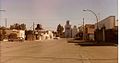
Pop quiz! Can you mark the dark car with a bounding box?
[8,37,24,42]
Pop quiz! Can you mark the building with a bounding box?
[78,24,95,41]
[84,24,95,41]
[94,16,118,43]
[0,29,25,41]
[95,16,115,29]
[5,29,25,39]
[65,20,72,38]
[72,25,78,38]
[35,30,54,40]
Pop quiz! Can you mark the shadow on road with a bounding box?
[67,40,117,46]
[74,42,117,46]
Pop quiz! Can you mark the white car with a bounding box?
[53,37,60,40]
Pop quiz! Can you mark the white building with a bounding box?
[72,25,78,38]
[35,30,54,40]
[5,29,25,39]
[65,20,72,38]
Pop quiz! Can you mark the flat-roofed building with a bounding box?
[84,24,95,41]
[78,24,95,41]
[35,30,54,40]
[5,29,25,39]
[95,16,115,30]
[94,16,118,43]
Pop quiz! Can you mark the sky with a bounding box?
[0,0,118,31]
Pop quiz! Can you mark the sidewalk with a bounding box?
[67,38,117,46]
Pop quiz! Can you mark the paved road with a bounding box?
[0,39,118,63]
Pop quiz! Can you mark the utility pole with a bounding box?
[33,22,35,40]
[33,22,35,32]
[5,18,7,28]
[103,25,105,42]
[83,18,85,40]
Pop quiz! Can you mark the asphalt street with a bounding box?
[0,39,118,63]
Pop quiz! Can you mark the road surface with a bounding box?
[0,39,118,63]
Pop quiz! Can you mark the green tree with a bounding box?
[10,25,15,30]
[0,26,6,30]
[57,24,64,37]
[0,31,3,41]
[20,23,26,30]
[8,33,17,39]
[10,23,26,30]
[35,24,43,30]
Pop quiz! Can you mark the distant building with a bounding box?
[35,30,54,40]
[78,24,95,41]
[72,25,78,38]
[78,25,83,32]
[84,24,95,40]
[0,29,25,41]
[5,29,25,39]
[65,20,72,38]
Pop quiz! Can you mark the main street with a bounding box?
[0,39,118,63]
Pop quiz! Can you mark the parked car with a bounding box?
[8,37,24,42]
[53,37,60,40]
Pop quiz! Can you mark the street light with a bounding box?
[83,9,99,29]
[0,10,6,12]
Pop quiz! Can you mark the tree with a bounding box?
[0,26,7,40]
[0,31,3,41]
[14,23,20,30]
[20,23,26,30]
[35,24,43,30]
[10,23,19,30]
[10,25,15,30]
[0,26,6,30]
[8,33,17,39]
[25,30,33,35]
[57,24,64,37]
[10,23,26,30]
[57,24,64,33]
[25,30,35,40]
[61,26,64,32]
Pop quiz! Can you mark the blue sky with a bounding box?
[0,0,118,30]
